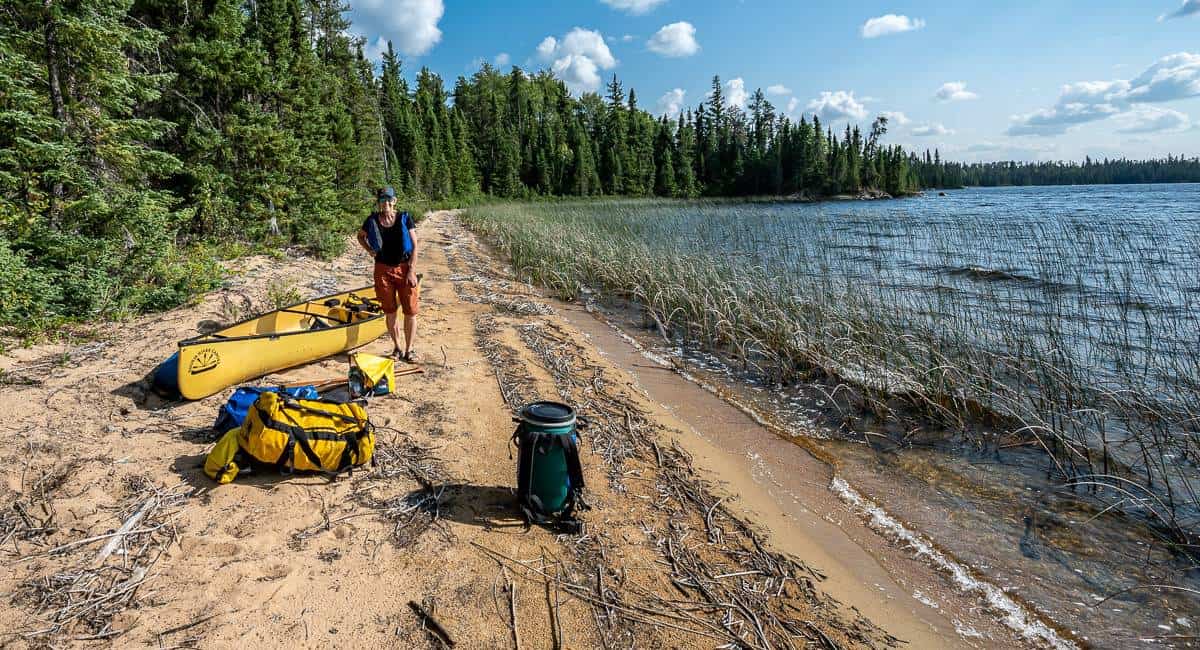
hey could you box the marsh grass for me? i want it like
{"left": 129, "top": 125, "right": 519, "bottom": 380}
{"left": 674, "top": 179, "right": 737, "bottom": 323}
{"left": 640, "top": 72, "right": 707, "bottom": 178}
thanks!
{"left": 463, "top": 199, "right": 1200, "bottom": 548}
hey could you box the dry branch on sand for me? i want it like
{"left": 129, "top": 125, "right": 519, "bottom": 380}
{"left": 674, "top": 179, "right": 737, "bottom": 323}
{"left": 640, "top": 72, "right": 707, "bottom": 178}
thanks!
{"left": 12, "top": 480, "right": 192, "bottom": 642}
{"left": 348, "top": 429, "right": 456, "bottom": 548}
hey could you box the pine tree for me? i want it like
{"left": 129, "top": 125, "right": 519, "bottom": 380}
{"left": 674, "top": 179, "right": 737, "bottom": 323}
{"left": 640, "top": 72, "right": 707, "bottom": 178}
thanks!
{"left": 3, "top": 0, "right": 185, "bottom": 319}
{"left": 653, "top": 119, "right": 678, "bottom": 197}
{"left": 600, "top": 75, "right": 629, "bottom": 194}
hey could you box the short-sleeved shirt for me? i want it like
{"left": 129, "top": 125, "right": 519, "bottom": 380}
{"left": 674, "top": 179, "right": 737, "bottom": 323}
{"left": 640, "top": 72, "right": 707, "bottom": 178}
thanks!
{"left": 363, "top": 211, "right": 415, "bottom": 266}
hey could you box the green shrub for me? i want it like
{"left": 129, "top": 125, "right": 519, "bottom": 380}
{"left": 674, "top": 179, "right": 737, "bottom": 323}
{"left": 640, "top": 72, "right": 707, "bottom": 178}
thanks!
{"left": 0, "top": 239, "right": 58, "bottom": 333}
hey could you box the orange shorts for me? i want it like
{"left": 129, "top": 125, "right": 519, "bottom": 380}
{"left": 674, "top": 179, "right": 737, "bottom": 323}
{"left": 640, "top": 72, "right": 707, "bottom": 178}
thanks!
{"left": 374, "top": 262, "right": 420, "bottom": 315}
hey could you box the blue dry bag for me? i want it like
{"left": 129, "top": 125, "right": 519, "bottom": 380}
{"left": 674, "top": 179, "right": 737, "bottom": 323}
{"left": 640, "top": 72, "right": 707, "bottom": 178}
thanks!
{"left": 213, "top": 385, "right": 319, "bottom": 435}
{"left": 151, "top": 352, "right": 180, "bottom": 398}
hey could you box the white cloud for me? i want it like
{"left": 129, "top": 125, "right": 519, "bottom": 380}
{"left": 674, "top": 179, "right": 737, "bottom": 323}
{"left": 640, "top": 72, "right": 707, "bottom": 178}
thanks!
{"left": 600, "top": 0, "right": 667, "bottom": 15}
{"left": 622, "top": 34, "right": 635, "bottom": 43}
{"left": 536, "top": 37, "right": 558, "bottom": 60}
{"left": 880, "top": 110, "right": 910, "bottom": 125}
{"left": 806, "top": 90, "right": 868, "bottom": 121}
{"left": 766, "top": 84, "right": 791, "bottom": 96}
{"left": 1160, "top": 0, "right": 1200, "bottom": 21}
{"left": 1057, "top": 79, "right": 1131, "bottom": 105}
{"left": 646, "top": 22, "right": 699, "bottom": 57}
{"left": 935, "top": 81, "right": 979, "bottom": 102}
{"left": 363, "top": 36, "right": 389, "bottom": 63}
{"left": 861, "top": 14, "right": 926, "bottom": 38}
{"left": 657, "top": 88, "right": 687, "bottom": 117}
{"left": 536, "top": 28, "right": 618, "bottom": 94}
{"left": 967, "top": 142, "right": 1002, "bottom": 153}
{"left": 355, "top": 0, "right": 444, "bottom": 56}
{"left": 1123, "top": 52, "right": 1200, "bottom": 102}
{"left": 494, "top": 52, "right": 511, "bottom": 67}
{"left": 786, "top": 97, "right": 799, "bottom": 114}
{"left": 912, "top": 123, "right": 955, "bottom": 136}
{"left": 959, "top": 142, "right": 1057, "bottom": 162}
{"left": 1007, "top": 52, "right": 1200, "bottom": 136}
{"left": 1116, "top": 106, "right": 1192, "bottom": 133}
{"left": 725, "top": 78, "right": 748, "bottom": 109}
{"left": 1007, "top": 103, "right": 1122, "bottom": 136}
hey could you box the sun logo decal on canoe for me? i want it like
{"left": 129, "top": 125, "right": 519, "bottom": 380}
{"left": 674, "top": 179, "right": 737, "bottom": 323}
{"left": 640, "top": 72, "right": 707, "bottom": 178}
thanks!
{"left": 189, "top": 348, "right": 220, "bottom": 375}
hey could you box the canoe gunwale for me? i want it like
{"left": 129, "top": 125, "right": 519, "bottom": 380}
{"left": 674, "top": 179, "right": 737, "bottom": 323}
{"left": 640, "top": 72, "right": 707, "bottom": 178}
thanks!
{"left": 176, "top": 284, "right": 384, "bottom": 349}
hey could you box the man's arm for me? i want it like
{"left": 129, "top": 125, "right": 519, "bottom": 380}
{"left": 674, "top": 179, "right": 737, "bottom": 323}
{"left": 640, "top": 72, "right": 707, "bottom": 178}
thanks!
{"left": 406, "top": 219, "right": 419, "bottom": 286}
{"left": 405, "top": 230, "right": 420, "bottom": 284}
{"left": 356, "top": 229, "right": 374, "bottom": 255}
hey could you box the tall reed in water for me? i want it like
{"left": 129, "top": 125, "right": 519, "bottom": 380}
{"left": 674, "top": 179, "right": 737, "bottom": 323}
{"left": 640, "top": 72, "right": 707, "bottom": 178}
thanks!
{"left": 463, "top": 199, "right": 1200, "bottom": 543}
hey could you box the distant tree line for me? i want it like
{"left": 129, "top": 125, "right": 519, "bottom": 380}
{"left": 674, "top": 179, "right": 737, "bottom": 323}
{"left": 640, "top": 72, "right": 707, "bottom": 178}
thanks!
{"left": 0, "top": 0, "right": 1192, "bottom": 331}
{"left": 915, "top": 153, "right": 1200, "bottom": 188}
{"left": 377, "top": 60, "right": 921, "bottom": 201}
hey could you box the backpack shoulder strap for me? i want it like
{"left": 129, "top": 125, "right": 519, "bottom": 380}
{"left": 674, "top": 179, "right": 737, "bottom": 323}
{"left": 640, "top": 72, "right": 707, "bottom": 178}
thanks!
{"left": 561, "top": 434, "right": 588, "bottom": 514}
{"left": 514, "top": 423, "right": 535, "bottom": 506}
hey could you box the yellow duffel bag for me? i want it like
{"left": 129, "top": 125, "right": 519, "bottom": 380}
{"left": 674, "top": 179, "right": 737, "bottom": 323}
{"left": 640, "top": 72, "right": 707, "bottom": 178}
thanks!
{"left": 204, "top": 391, "right": 374, "bottom": 484}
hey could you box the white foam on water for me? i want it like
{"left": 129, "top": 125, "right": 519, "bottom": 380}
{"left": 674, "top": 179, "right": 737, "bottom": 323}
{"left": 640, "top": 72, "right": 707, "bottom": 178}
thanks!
{"left": 831, "top": 477, "right": 1076, "bottom": 650}
{"left": 913, "top": 589, "right": 940, "bottom": 609}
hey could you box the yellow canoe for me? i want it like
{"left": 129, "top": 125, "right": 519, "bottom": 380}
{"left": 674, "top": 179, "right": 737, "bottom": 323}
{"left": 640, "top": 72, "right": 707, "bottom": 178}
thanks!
{"left": 176, "top": 285, "right": 388, "bottom": 400}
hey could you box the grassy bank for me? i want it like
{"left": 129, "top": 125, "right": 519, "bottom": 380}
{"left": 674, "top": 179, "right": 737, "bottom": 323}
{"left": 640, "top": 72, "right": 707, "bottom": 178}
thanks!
{"left": 462, "top": 199, "right": 1200, "bottom": 546}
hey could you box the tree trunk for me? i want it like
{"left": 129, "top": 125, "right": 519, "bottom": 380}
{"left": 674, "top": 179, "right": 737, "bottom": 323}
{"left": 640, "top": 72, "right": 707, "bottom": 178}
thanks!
{"left": 43, "top": 0, "right": 66, "bottom": 222}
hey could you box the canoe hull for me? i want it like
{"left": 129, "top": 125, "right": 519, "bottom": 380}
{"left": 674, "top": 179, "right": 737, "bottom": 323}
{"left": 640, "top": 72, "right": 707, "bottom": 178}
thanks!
{"left": 176, "top": 286, "right": 387, "bottom": 400}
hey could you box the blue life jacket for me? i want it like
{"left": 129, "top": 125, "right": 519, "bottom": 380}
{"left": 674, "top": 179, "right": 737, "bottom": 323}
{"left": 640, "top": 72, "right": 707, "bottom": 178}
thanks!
{"left": 364, "top": 217, "right": 384, "bottom": 253}
{"left": 365, "top": 212, "right": 414, "bottom": 264}
{"left": 398, "top": 212, "right": 414, "bottom": 260}
{"left": 213, "top": 385, "right": 319, "bottom": 435}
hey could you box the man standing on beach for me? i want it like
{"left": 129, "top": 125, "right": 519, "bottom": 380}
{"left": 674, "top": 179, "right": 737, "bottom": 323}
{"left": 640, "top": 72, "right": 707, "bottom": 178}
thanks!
{"left": 357, "top": 187, "right": 420, "bottom": 362}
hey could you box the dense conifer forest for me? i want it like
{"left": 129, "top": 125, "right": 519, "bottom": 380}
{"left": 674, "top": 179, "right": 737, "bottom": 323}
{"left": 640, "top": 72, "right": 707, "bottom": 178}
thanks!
{"left": 2, "top": 0, "right": 1197, "bottom": 331}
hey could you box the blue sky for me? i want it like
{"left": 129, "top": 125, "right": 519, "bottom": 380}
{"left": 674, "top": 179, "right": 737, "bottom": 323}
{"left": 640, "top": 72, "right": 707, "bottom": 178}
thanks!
{"left": 347, "top": 1, "right": 1200, "bottom": 162}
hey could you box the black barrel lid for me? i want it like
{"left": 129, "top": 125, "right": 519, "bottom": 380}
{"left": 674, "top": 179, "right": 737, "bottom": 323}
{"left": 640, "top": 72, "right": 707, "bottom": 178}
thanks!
{"left": 520, "top": 401, "right": 576, "bottom": 425}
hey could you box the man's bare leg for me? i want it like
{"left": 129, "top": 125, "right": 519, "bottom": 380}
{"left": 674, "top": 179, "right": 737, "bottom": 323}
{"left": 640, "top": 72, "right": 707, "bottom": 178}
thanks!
{"left": 386, "top": 312, "right": 403, "bottom": 357}
{"left": 403, "top": 314, "right": 416, "bottom": 360}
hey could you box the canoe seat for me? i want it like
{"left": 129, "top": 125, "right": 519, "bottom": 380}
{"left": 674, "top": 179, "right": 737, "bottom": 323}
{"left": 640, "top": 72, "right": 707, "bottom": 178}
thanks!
{"left": 279, "top": 308, "right": 353, "bottom": 325}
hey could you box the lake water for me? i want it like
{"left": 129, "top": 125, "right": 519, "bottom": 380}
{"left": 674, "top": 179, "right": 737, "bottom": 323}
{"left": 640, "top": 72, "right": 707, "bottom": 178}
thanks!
{"left": 660, "top": 184, "right": 1200, "bottom": 400}
{"left": 602, "top": 185, "right": 1200, "bottom": 647}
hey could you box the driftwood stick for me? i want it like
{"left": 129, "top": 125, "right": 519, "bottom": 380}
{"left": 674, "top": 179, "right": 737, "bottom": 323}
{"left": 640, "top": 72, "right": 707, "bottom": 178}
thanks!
{"left": 281, "top": 376, "right": 343, "bottom": 389}
{"left": 408, "top": 600, "right": 455, "bottom": 647}
{"left": 494, "top": 367, "right": 511, "bottom": 407}
{"left": 158, "top": 609, "right": 234, "bottom": 638}
{"left": 543, "top": 550, "right": 561, "bottom": 650}
{"left": 503, "top": 567, "right": 521, "bottom": 650}
{"left": 473, "top": 542, "right": 727, "bottom": 639}
{"left": 95, "top": 497, "right": 157, "bottom": 566}
{"left": 17, "top": 525, "right": 163, "bottom": 563}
